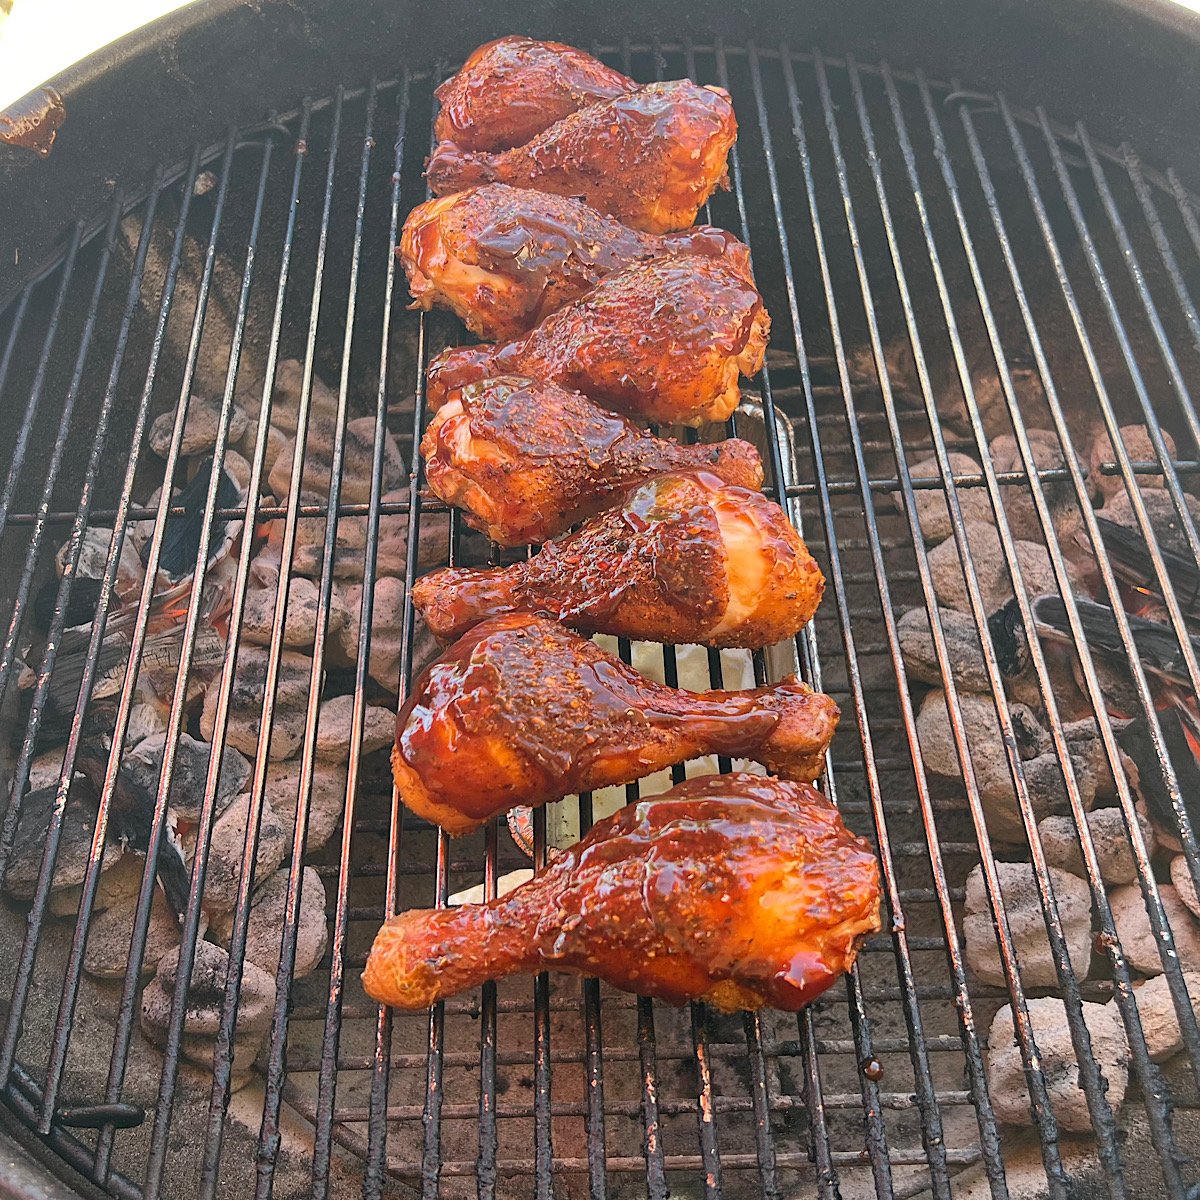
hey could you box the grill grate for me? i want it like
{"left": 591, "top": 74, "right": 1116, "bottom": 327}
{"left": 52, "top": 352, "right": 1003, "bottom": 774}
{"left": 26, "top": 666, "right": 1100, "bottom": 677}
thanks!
{"left": 0, "top": 38, "right": 1199, "bottom": 1200}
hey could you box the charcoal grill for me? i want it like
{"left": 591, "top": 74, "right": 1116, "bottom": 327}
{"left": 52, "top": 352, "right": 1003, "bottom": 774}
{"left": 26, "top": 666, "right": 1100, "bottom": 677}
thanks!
{"left": 3, "top": 1, "right": 1200, "bottom": 1197}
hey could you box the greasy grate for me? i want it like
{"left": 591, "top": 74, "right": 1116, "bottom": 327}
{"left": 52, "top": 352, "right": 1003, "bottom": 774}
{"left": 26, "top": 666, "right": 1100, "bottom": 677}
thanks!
{"left": 0, "top": 36, "right": 1198, "bottom": 1200}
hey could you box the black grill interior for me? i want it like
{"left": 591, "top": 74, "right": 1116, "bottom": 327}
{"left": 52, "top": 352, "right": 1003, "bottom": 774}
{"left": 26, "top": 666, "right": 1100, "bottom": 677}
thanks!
{"left": 1, "top": 38, "right": 1200, "bottom": 1200}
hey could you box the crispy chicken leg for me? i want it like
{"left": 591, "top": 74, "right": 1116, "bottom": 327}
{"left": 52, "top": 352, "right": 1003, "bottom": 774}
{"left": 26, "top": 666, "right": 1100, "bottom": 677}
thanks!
{"left": 400, "top": 184, "right": 753, "bottom": 341}
{"left": 421, "top": 377, "right": 763, "bottom": 546}
{"left": 427, "top": 80, "right": 737, "bottom": 234}
{"left": 392, "top": 614, "right": 839, "bottom": 834}
{"left": 363, "top": 771, "right": 881, "bottom": 1012}
{"left": 433, "top": 37, "right": 633, "bottom": 153}
{"left": 426, "top": 257, "right": 769, "bottom": 426}
{"left": 413, "top": 470, "right": 824, "bottom": 647}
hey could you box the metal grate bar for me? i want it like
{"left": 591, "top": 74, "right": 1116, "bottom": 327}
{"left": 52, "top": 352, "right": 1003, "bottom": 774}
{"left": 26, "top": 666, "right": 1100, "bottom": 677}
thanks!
{"left": 247, "top": 83, "right": 380, "bottom": 1200}
{"left": 849, "top": 53, "right": 1138, "bottom": 1196}
{"left": 362, "top": 72, "right": 413, "bottom": 1200}
{"left": 7, "top": 142, "right": 202, "bottom": 1181}
{"left": 0, "top": 222, "right": 83, "bottom": 603}
{"left": 1122, "top": 147, "right": 1200, "bottom": 357}
{"left": 908, "top": 69, "right": 1192, "bottom": 1191}
{"left": 762, "top": 42, "right": 1013, "bottom": 1200}
{"left": 31, "top": 169, "right": 169, "bottom": 1124}
{"left": 979, "top": 90, "right": 1200, "bottom": 1090}
{"left": 307, "top": 77, "right": 399, "bottom": 1200}
{"left": 784, "top": 49, "right": 996, "bottom": 1200}
{"left": 0, "top": 283, "right": 33, "bottom": 420}
{"left": 710, "top": 42, "right": 902, "bottom": 1200}
{"left": 184, "top": 105, "right": 317, "bottom": 1199}
{"left": 137, "top": 137, "right": 279, "bottom": 1197}
{"left": 810, "top": 45, "right": 1082, "bottom": 1195}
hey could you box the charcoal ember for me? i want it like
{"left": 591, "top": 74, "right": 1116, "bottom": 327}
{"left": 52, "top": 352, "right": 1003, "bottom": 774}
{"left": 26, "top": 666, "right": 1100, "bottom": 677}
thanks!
{"left": 1128, "top": 969, "right": 1200, "bottom": 1062}
{"left": 1118, "top": 709, "right": 1200, "bottom": 847}
{"left": 1038, "top": 807, "right": 1154, "bottom": 885}
{"left": 1169, "top": 856, "right": 1200, "bottom": 921}
{"left": 185, "top": 792, "right": 289, "bottom": 918}
{"left": 51, "top": 850, "right": 144, "bottom": 917}
{"left": 268, "top": 414, "right": 405, "bottom": 505}
{"left": 83, "top": 886, "right": 185, "bottom": 979}
{"left": 980, "top": 750, "right": 1099, "bottom": 845}
{"left": 264, "top": 757, "right": 348, "bottom": 854}
{"left": 240, "top": 576, "right": 350, "bottom": 649}
{"left": 1100, "top": 487, "right": 1200, "bottom": 560}
{"left": 124, "top": 733, "right": 250, "bottom": 824}
{"left": 315, "top": 694, "right": 395, "bottom": 761}
{"left": 149, "top": 395, "right": 248, "bottom": 459}
{"left": 1012, "top": 538, "right": 1083, "bottom": 605}
{"left": 3, "top": 779, "right": 121, "bottom": 900}
{"left": 897, "top": 605, "right": 1042, "bottom": 709}
{"left": 989, "top": 429, "right": 1082, "bottom": 544}
{"left": 987, "top": 599, "right": 1044, "bottom": 710}
{"left": 891, "top": 452, "right": 995, "bottom": 545}
{"left": 58, "top": 526, "right": 143, "bottom": 598}
{"left": 1060, "top": 717, "right": 1117, "bottom": 801}
{"left": 199, "top": 647, "right": 316, "bottom": 761}
{"left": 986, "top": 997, "right": 1128, "bottom": 1131}
{"left": 1089, "top": 422, "right": 1177, "bottom": 504}
{"left": 964, "top": 861, "right": 1092, "bottom": 988}
{"left": 140, "top": 941, "right": 275, "bottom": 1080}
{"left": 1108, "top": 883, "right": 1200, "bottom": 975}
{"left": 211, "top": 866, "right": 327, "bottom": 980}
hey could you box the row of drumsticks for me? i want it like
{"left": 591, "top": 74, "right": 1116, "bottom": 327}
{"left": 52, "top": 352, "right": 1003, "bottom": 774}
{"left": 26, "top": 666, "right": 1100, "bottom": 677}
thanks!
{"left": 363, "top": 38, "right": 882, "bottom": 1017}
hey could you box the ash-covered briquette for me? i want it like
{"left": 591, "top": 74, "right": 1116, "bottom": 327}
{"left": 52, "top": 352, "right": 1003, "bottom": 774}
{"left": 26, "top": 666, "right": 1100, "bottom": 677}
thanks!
{"left": 986, "top": 998, "right": 1129, "bottom": 1133}
{"left": 140, "top": 940, "right": 275, "bottom": 1084}
{"left": 963, "top": 861, "right": 1093, "bottom": 988}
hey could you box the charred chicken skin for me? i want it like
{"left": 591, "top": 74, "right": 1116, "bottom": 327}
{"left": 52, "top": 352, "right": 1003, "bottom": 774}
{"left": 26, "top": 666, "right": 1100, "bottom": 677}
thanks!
{"left": 400, "top": 184, "right": 753, "bottom": 342}
{"left": 426, "top": 80, "right": 738, "bottom": 234}
{"left": 420, "top": 377, "right": 764, "bottom": 546}
{"left": 392, "top": 614, "right": 839, "bottom": 835}
{"left": 413, "top": 471, "right": 824, "bottom": 647}
{"left": 433, "top": 37, "right": 633, "bottom": 153}
{"left": 363, "top": 772, "right": 881, "bottom": 1012}
{"left": 426, "top": 257, "right": 769, "bottom": 427}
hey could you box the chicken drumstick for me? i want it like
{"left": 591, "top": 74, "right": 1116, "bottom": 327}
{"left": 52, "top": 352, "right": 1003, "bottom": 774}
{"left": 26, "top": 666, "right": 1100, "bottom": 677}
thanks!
{"left": 364, "top": 772, "right": 881, "bottom": 1012}
{"left": 421, "top": 377, "right": 763, "bottom": 546}
{"left": 400, "top": 184, "right": 752, "bottom": 342}
{"left": 392, "top": 614, "right": 839, "bottom": 834}
{"left": 426, "top": 257, "right": 769, "bottom": 427}
{"left": 413, "top": 470, "right": 824, "bottom": 647}
{"left": 433, "top": 36, "right": 633, "bottom": 153}
{"left": 427, "top": 80, "right": 737, "bottom": 234}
